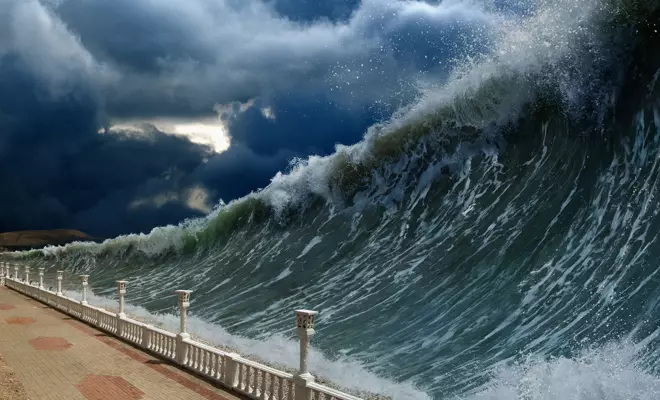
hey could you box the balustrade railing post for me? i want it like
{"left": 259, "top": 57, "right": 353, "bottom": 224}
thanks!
{"left": 0, "top": 264, "right": 4, "bottom": 286}
{"left": 14, "top": 265, "right": 18, "bottom": 281}
{"left": 293, "top": 310, "right": 318, "bottom": 400}
{"left": 175, "top": 290, "right": 192, "bottom": 365}
{"left": 223, "top": 353, "right": 241, "bottom": 388}
{"left": 56, "top": 271, "right": 63, "bottom": 296}
{"left": 116, "top": 281, "right": 127, "bottom": 336}
{"left": 38, "top": 268, "right": 44, "bottom": 290}
{"left": 79, "top": 275, "right": 89, "bottom": 305}
{"left": 141, "top": 323, "right": 152, "bottom": 350}
{"left": 24, "top": 266, "right": 30, "bottom": 285}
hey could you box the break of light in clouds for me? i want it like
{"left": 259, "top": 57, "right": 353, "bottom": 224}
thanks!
{"left": 106, "top": 119, "right": 231, "bottom": 153}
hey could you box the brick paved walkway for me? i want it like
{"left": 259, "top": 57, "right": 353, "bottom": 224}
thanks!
{"left": 0, "top": 287, "right": 242, "bottom": 400}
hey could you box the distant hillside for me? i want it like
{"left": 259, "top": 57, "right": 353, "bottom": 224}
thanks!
{"left": 0, "top": 229, "right": 98, "bottom": 251}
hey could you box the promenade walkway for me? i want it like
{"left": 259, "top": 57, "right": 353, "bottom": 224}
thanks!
{"left": 0, "top": 287, "right": 242, "bottom": 400}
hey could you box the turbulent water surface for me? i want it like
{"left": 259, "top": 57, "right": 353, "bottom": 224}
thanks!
{"left": 6, "top": 0, "right": 660, "bottom": 399}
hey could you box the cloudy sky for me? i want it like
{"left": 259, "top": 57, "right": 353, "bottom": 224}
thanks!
{"left": 0, "top": 0, "right": 510, "bottom": 237}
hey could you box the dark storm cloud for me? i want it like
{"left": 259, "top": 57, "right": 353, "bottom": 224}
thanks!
{"left": 195, "top": 145, "right": 295, "bottom": 202}
{"left": 44, "top": 0, "right": 500, "bottom": 119}
{"left": 223, "top": 95, "right": 388, "bottom": 157}
{"left": 0, "top": 0, "right": 503, "bottom": 237}
{"left": 0, "top": 51, "right": 212, "bottom": 237}
{"left": 270, "top": 0, "right": 361, "bottom": 22}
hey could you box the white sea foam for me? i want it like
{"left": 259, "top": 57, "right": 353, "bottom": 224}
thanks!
{"left": 464, "top": 342, "right": 660, "bottom": 400}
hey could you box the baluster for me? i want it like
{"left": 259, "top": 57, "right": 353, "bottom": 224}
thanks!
{"left": 278, "top": 376, "right": 284, "bottom": 400}
{"left": 288, "top": 379, "right": 295, "bottom": 400}
{"left": 201, "top": 349, "right": 206, "bottom": 371}
{"left": 250, "top": 366, "right": 256, "bottom": 394}
{"left": 261, "top": 370, "right": 268, "bottom": 399}
{"left": 213, "top": 354, "right": 222, "bottom": 379}
{"left": 269, "top": 373, "right": 276, "bottom": 400}
{"left": 190, "top": 346, "right": 195, "bottom": 367}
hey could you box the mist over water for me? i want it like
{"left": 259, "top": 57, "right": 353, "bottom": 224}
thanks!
{"left": 7, "top": 0, "right": 660, "bottom": 399}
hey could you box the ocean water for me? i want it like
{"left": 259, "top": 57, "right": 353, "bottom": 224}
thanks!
{"left": 6, "top": 0, "right": 660, "bottom": 399}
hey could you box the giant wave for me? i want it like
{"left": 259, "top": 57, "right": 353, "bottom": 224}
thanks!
{"left": 6, "top": 0, "right": 660, "bottom": 398}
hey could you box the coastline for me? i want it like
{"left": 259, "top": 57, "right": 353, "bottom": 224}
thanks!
{"left": 0, "top": 230, "right": 100, "bottom": 252}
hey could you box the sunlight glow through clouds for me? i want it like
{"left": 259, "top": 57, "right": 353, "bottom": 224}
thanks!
{"left": 103, "top": 118, "right": 231, "bottom": 153}
{"left": 171, "top": 122, "right": 231, "bottom": 152}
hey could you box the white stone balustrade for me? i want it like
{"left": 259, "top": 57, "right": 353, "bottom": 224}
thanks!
{"left": 1, "top": 266, "right": 360, "bottom": 400}
{"left": 24, "top": 266, "right": 30, "bottom": 284}
{"left": 14, "top": 265, "right": 18, "bottom": 280}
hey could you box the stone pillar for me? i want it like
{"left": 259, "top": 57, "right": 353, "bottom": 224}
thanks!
{"left": 56, "top": 271, "right": 63, "bottom": 296}
{"left": 24, "top": 266, "right": 30, "bottom": 285}
{"left": 38, "top": 268, "right": 45, "bottom": 289}
{"left": 175, "top": 290, "right": 192, "bottom": 365}
{"left": 223, "top": 353, "right": 241, "bottom": 388}
{"left": 79, "top": 275, "right": 89, "bottom": 305}
{"left": 14, "top": 265, "right": 19, "bottom": 281}
{"left": 141, "top": 324, "right": 152, "bottom": 350}
{"left": 116, "top": 280, "right": 127, "bottom": 336}
{"left": 293, "top": 309, "right": 318, "bottom": 400}
{"left": 0, "top": 264, "right": 4, "bottom": 286}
